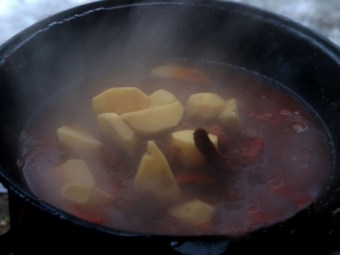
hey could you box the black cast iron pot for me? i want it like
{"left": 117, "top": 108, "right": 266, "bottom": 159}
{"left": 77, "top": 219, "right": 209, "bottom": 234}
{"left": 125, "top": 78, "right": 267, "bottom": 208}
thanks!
{"left": 0, "top": 0, "right": 340, "bottom": 254}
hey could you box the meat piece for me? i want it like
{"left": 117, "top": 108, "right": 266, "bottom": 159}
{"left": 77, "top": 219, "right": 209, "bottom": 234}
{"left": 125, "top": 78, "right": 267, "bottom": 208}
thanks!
{"left": 193, "top": 127, "right": 236, "bottom": 175}
{"left": 193, "top": 127, "right": 222, "bottom": 163}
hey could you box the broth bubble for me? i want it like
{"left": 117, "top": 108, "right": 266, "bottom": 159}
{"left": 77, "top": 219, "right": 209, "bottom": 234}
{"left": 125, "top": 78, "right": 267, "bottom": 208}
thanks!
{"left": 292, "top": 122, "right": 308, "bottom": 133}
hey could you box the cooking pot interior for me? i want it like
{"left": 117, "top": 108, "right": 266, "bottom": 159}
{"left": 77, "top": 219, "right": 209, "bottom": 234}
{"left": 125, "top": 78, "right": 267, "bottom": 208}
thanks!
{"left": 0, "top": 0, "right": 340, "bottom": 243}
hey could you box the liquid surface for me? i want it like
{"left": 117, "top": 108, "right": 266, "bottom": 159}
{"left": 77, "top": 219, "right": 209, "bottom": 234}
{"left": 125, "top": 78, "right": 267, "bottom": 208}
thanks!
{"left": 19, "top": 63, "right": 334, "bottom": 236}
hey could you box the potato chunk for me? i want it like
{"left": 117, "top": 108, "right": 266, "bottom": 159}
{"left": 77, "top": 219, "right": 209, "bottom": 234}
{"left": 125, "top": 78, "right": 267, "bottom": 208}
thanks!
{"left": 151, "top": 65, "right": 211, "bottom": 84}
{"left": 134, "top": 141, "right": 180, "bottom": 201}
{"left": 60, "top": 183, "right": 115, "bottom": 211}
{"left": 57, "top": 126, "right": 102, "bottom": 156}
{"left": 121, "top": 101, "right": 184, "bottom": 136}
{"left": 97, "top": 113, "right": 139, "bottom": 156}
{"left": 217, "top": 99, "right": 241, "bottom": 131}
{"left": 92, "top": 87, "right": 150, "bottom": 115}
{"left": 148, "top": 89, "right": 178, "bottom": 108}
{"left": 60, "top": 159, "right": 95, "bottom": 186}
{"left": 171, "top": 130, "right": 218, "bottom": 167}
{"left": 186, "top": 93, "right": 225, "bottom": 122}
{"left": 167, "top": 199, "right": 216, "bottom": 225}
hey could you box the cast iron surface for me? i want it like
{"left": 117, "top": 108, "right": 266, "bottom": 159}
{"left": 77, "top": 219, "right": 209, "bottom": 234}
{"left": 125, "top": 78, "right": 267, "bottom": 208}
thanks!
{"left": 0, "top": 0, "right": 340, "bottom": 254}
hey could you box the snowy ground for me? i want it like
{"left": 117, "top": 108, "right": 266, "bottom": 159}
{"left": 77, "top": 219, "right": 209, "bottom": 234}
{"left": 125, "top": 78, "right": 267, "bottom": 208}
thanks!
{"left": 232, "top": 0, "right": 340, "bottom": 47}
{"left": 1, "top": 0, "right": 340, "bottom": 47}
{"left": 0, "top": 0, "right": 98, "bottom": 45}
{"left": 0, "top": 0, "right": 340, "bottom": 193}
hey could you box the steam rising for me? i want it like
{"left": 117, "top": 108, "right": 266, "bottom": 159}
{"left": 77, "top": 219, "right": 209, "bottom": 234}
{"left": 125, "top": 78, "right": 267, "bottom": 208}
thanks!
{"left": 0, "top": 0, "right": 336, "bottom": 238}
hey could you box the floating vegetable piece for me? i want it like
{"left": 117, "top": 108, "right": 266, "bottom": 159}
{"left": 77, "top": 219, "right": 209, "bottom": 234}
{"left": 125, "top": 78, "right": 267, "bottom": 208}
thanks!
{"left": 134, "top": 141, "right": 180, "bottom": 201}
{"left": 57, "top": 126, "right": 102, "bottom": 156}
{"left": 121, "top": 101, "right": 184, "bottom": 136}
{"left": 167, "top": 199, "right": 216, "bottom": 225}
{"left": 97, "top": 113, "right": 139, "bottom": 156}
{"left": 92, "top": 87, "right": 150, "bottom": 115}
{"left": 148, "top": 89, "right": 178, "bottom": 108}
{"left": 171, "top": 129, "right": 218, "bottom": 167}
{"left": 60, "top": 183, "right": 115, "bottom": 211}
{"left": 151, "top": 65, "right": 211, "bottom": 84}
{"left": 217, "top": 99, "right": 241, "bottom": 131}
{"left": 60, "top": 159, "right": 95, "bottom": 186}
{"left": 186, "top": 93, "right": 225, "bottom": 122}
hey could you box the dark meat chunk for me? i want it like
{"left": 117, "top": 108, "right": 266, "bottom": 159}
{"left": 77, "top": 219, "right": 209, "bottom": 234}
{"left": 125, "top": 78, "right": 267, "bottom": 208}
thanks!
{"left": 193, "top": 127, "right": 222, "bottom": 163}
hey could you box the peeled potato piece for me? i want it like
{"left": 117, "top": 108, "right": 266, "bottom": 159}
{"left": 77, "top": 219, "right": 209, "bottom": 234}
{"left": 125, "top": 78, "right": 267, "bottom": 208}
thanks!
{"left": 60, "top": 183, "right": 115, "bottom": 211}
{"left": 171, "top": 130, "right": 218, "bottom": 167}
{"left": 148, "top": 89, "right": 178, "bottom": 108}
{"left": 97, "top": 113, "right": 139, "bottom": 156}
{"left": 134, "top": 141, "right": 180, "bottom": 201}
{"left": 60, "top": 159, "right": 95, "bottom": 186}
{"left": 121, "top": 101, "right": 184, "bottom": 136}
{"left": 57, "top": 126, "right": 102, "bottom": 156}
{"left": 151, "top": 65, "right": 211, "bottom": 84}
{"left": 186, "top": 93, "right": 225, "bottom": 122}
{"left": 217, "top": 99, "right": 241, "bottom": 131}
{"left": 92, "top": 87, "right": 150, "bottom": 115}
{"left": 167, "top": 199, "right": 216, "bottom": 225}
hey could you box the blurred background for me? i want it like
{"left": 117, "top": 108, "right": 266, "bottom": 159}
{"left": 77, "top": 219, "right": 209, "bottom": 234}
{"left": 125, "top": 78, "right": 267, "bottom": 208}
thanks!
{"left": 0, "top": 0, "right": 340, "bottom": 237}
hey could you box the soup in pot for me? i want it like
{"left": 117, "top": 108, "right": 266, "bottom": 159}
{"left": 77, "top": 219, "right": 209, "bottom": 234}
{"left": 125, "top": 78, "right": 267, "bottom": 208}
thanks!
{"left": 19, "top": 62, "right": 334, "bottom": 236}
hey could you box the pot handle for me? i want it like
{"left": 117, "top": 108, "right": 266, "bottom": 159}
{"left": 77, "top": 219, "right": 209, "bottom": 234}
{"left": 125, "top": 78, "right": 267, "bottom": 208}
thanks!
{"left": 171, "top": 239, "right": 230, "bottom": 255}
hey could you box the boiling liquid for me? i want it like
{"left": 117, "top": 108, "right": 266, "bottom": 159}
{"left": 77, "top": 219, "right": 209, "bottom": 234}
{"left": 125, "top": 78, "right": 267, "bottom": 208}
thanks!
{"left": 19, "top": 62, "right": 334, "bottom": 236}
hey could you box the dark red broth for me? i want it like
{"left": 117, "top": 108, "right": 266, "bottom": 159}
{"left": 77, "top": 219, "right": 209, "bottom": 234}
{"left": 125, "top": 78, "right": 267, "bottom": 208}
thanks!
{"left": 19, "top": 63, "right": 334, "bottom": 236}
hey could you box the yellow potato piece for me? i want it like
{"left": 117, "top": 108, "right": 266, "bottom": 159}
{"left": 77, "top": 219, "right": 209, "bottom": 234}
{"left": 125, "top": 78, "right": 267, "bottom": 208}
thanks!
{"left": 171, "top": 130, "right": 218, "bottom": 167}
{"left": 97, "top": 113, "right": 139, "bottom": 156}
{"left": 134, "top": 141, "right": 180, "bottom": 201}
{"left": 60, "top": 159, "right": 95, "bottom": 186}
{"left": 217, "top": 99, "right": 241, "bottom": 131}
{"left": 148, "top": 89, "right": 178, "bottom": 108}
{"left": 60, "top": 183, "right": 115, "bottom": 211}
{"left": 168, "top": 199, "right": 216, "bottom": 225}
{"left": 121, "top": 101, "right": 184, "bottom": 136}
{"left": 186, "top": 93, "right": 225, "bottom": 122}
{"left": 56, "top": 126, "right": 102, "bottom": 156}
{"left": 92, "top": 87, "right": 150, "bottom": 115}
{"left": 151, "top": 65, "right": 211, "bottom": 84}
